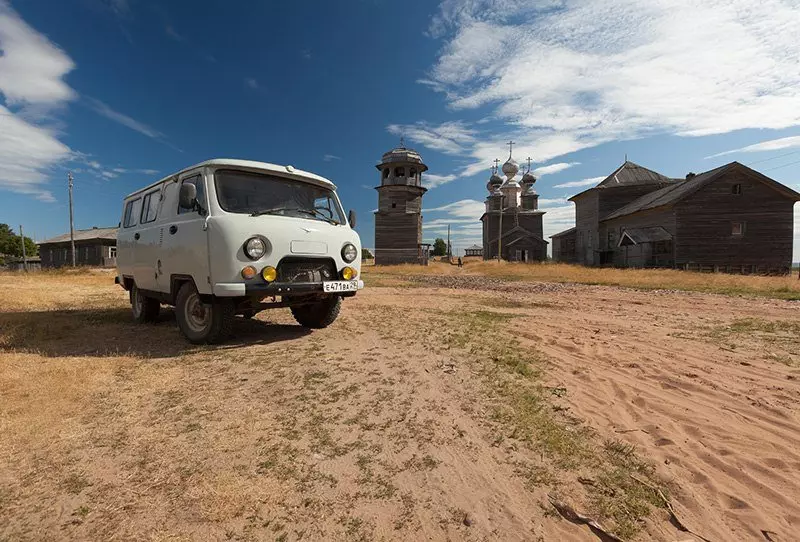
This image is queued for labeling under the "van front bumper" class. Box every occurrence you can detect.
[213,280,364,297]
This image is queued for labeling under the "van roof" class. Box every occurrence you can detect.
[124,159,337,199]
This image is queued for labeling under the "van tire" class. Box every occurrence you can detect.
[290,296,341,329]
[175,283,234,344]
[131,284,160,323]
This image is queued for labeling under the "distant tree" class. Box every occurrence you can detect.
[432,238,447,257]
[362,248,374,260]
[0,223,38,257]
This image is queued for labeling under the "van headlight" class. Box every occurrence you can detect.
[244,237,266,260]
[341,243,358,263]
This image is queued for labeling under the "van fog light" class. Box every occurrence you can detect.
[341,266,357,280]
[241,266,257,280]
[261,266,277,282]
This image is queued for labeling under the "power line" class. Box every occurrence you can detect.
[763,158,800,172]
[746,149,800,166]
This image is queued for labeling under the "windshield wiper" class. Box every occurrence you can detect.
[250,207,297,217]
[298,209,339,225]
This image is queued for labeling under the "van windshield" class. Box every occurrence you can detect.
[214,169,345,224]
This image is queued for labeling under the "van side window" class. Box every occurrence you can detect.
[123,198,142,227]
[141,189,161,223]
[178,175,205,214]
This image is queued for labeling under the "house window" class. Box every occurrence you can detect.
[732,222,745,236]
[109,246,117,258]
[732,183,742,195]
[391,202,397,209]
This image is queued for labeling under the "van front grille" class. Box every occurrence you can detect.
[277,258,337,283]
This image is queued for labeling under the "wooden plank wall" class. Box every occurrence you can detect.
[574,192,599,265]
[675,170,795,271]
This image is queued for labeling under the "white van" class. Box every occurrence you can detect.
[115,159,363,344]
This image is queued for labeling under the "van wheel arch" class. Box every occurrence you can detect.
[170,274,206,305]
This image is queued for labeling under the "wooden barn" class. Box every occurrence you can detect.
[552,161,800,273]
[38,227,118,268]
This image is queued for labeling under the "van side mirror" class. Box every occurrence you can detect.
[179,183,197,210]
[348,209,357,228]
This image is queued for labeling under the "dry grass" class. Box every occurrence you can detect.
[364,260,800,299]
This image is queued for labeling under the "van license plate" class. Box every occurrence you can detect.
[323,280,359,293]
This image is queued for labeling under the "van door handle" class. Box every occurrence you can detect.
[134,233,140,240]
[169,225,178,235]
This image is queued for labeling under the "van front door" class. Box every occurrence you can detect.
[159,172,212,296]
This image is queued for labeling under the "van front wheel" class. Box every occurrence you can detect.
[175,283,234,344]
[131,284,160,323]
[290,296,341,329]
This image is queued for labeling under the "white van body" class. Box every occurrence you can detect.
[116,159,363,343]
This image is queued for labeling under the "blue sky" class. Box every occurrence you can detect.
[1,0,799,260]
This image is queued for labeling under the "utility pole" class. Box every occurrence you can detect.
[447,224,451,261]
[497,194,504,261]
[19,224,28,272]
[68,172,76,267]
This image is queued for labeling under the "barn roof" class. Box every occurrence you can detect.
[602,162,800,222]
[569,161,680,201]
[618,226,672,246]
[39,227,118,245]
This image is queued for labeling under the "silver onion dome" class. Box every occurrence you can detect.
[502,157,519,180]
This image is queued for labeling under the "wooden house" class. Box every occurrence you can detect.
[552,161,799,273]
[38,227,118,268]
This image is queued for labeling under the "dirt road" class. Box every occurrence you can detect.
[1,272,798,541]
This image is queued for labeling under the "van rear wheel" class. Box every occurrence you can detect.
[175,283,234,344]
[290,296,341,329]
[131,284,160,323]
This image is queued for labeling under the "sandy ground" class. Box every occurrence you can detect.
[1,272,798,541]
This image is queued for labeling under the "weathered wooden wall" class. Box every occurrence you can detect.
[552,230,577,262]
[40,241,116,268]
[573,191,599,265]
[602,207,676,266]
[674,170,795,271]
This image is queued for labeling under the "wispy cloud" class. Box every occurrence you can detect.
[86,97,163,139]
[0,1,75,202]
[532,162,579,177]
[245,77,259,90]
[323,154,341,162]
[387,121,477,155]
[423,173,458,188]
[165,24,185,42]
[415,0,800,170]
[553,176,605,189]
[705,135,800,158]
[426,199,485,219]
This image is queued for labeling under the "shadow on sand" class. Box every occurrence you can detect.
[0,307,312,358]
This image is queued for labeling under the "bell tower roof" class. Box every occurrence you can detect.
[376,146,428,171]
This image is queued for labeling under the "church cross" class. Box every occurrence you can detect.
[507,140,515,158]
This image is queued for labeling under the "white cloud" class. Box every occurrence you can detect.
[323,154,341,161]
[706,135,800,158]
[532,162,579,177]
[387,121,477,155]
[423,173,457,188]
[426,199,485,219]
[420,0,800,169]
[245,77,259,89]
[0,1,76,105]
[86,97,163,139]
[0,2,75,202]
[553,176,605,189]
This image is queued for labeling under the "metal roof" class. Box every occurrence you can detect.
[602,162,800,222]
[569,161,680,201]
[618,226,673,246]
[39,227,118,245]
[125,159,337,199]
